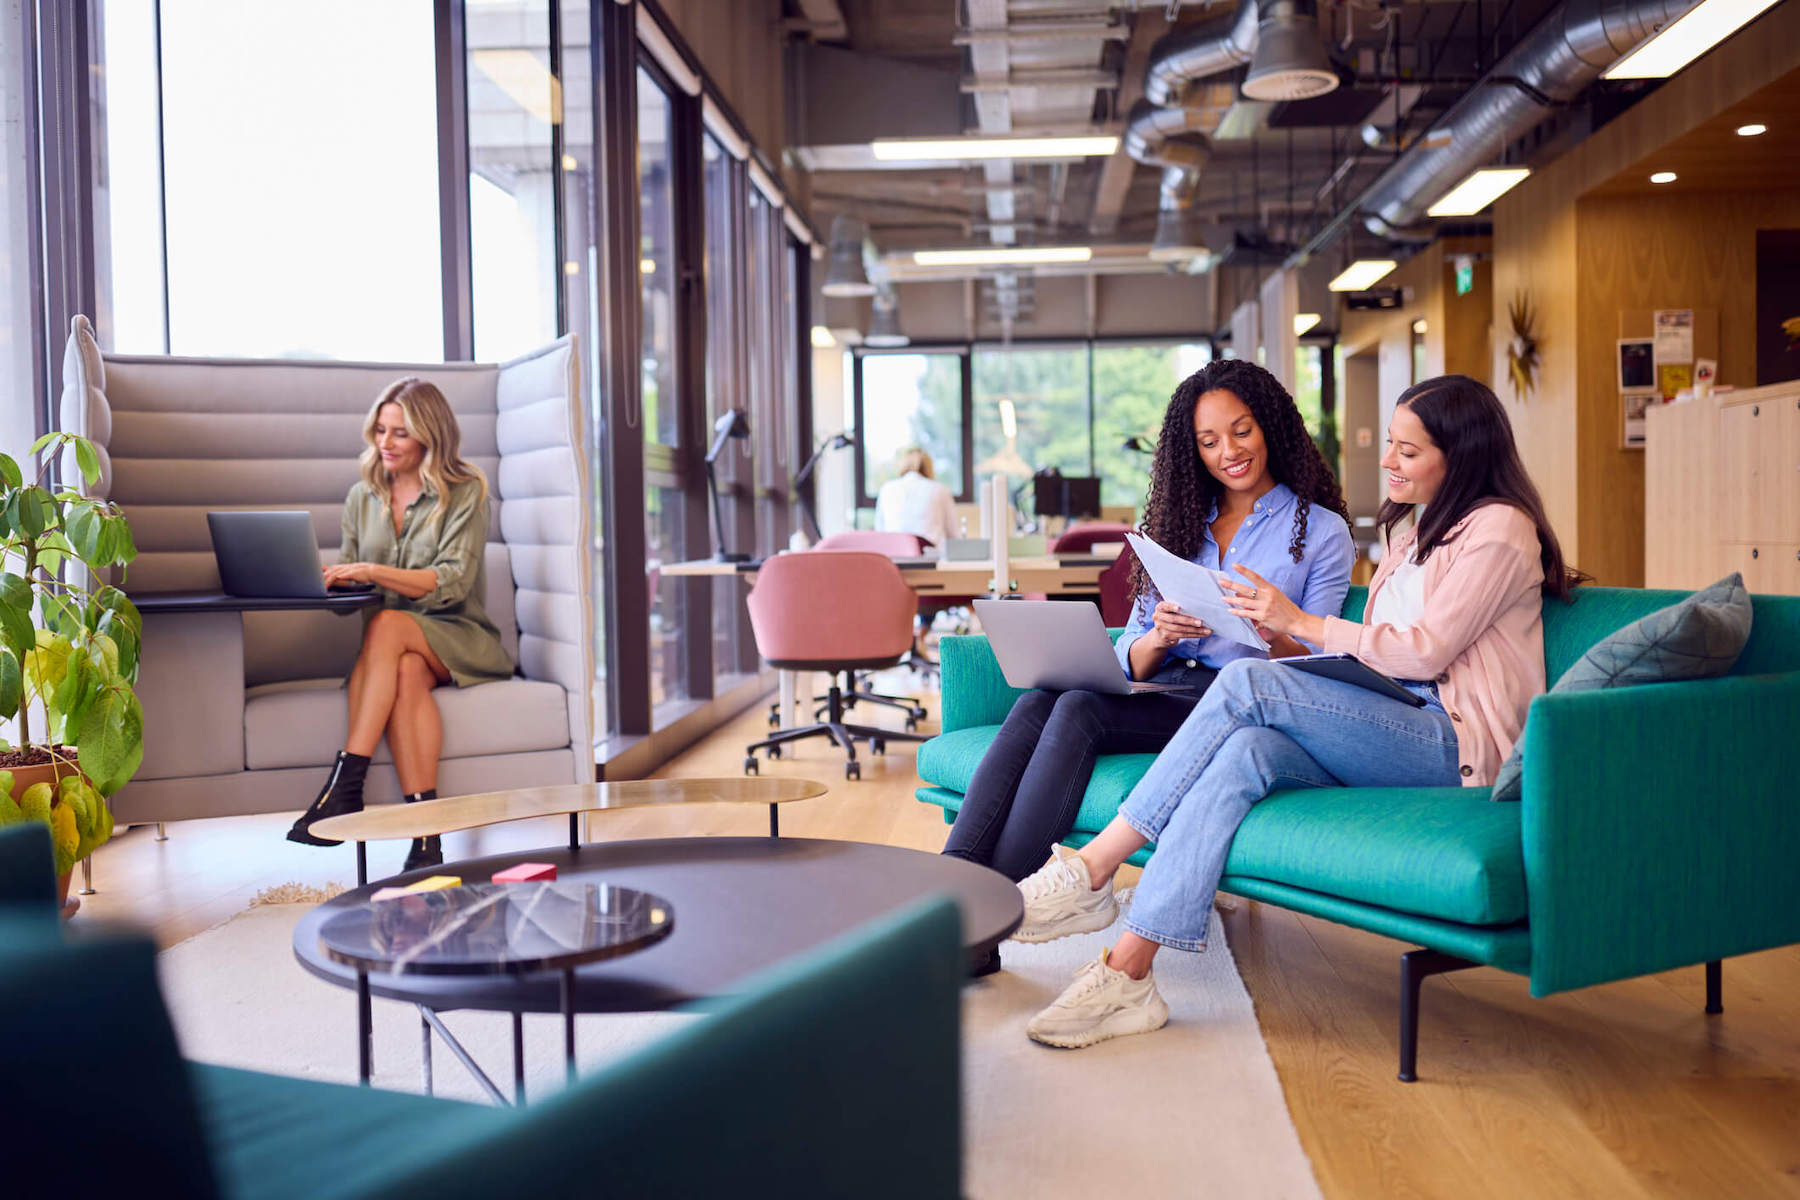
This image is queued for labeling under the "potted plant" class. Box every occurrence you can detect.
[0,432,143,907]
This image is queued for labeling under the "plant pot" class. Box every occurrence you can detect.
[8,754,84,795]
[57,867,78,920]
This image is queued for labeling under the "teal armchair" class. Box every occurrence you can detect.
[917,585,1800,1079]
[3,895,964,1197]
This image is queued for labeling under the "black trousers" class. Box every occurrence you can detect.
[940,668,1216,882]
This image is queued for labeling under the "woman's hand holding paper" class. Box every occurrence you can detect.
[1146,599,1211,650]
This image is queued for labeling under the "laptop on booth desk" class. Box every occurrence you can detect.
[207,511,375,599]
[972,599,1197,696]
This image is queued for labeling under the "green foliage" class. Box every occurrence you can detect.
[0,433,144,807]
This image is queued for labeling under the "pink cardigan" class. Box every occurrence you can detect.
[1320,503,1547,787]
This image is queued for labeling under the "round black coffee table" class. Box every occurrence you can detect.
[294,838,1021,1101]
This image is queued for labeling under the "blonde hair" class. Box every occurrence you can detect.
[359,378,488,529]
[896,446,935,479]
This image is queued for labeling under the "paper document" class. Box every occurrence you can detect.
[1125,532,1269,654]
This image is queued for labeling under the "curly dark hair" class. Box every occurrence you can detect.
[1128,358,1349,605]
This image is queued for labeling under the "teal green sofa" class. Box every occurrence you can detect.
[1,824,963,1198]
[917,586,1800,1078]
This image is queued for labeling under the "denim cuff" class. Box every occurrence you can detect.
[1123,917,1208,954]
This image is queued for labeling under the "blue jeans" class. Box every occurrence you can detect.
[941,661,1216,882]
[1119,657,1461,952]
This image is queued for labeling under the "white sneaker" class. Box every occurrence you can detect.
[1027,951,1170,1049]
[1012,852,1117,943]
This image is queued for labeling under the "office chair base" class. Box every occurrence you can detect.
[748,682,928,781]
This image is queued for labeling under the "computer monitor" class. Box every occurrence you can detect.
[1032,472,1101,520]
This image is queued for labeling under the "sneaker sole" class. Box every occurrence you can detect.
[1028,997,1171,1049]
[1008,901,1119,943]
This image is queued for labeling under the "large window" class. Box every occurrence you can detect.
[703,133,750,684]
[972,345,1090,502]
[855,350,968,505]
[0,2,37,459]
[637,66,685,710]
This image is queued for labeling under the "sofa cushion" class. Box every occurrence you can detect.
[1491,573,1753,802]
[1225,786,1525,925]
[191,1063,492,1200]
[244,676,570,770]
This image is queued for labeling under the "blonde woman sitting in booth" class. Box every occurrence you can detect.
[286,378,512,871]
[874,446,957,550]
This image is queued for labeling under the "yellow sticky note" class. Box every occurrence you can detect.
[404,875,462,893]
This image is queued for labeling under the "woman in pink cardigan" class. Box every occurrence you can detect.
[1013,374,1580,1048]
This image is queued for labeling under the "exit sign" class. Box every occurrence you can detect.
[1454,256,1474,296]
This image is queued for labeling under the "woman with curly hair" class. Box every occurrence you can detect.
[941,360,1353,962]
[1017,375,1580,1048]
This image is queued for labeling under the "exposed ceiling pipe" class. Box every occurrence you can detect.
[1143,1,1259,108]
[1358,0,1695,238]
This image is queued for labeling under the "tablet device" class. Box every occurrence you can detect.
[1276,653,1427,707]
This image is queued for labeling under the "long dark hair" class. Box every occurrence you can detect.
[1379,374,1580,600]
[1130,359,1348,604]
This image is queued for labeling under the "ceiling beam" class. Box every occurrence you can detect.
[1089,10,1166,236]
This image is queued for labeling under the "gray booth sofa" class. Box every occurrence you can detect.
[57,316,595,827]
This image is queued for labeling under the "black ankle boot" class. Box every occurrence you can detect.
[286,751,371,847]
[401,790,442,872]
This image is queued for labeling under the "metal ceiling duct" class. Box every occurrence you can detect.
[1242,0,1338,102]
[820,215,875,297]
[864,284,909,347]
[1359,0,1694,238]
[1143,1,1259,109]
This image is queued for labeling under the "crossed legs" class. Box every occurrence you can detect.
[346,610,450,794]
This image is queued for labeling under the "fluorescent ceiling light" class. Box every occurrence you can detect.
[872,135,1118,162]
[1426,166,1532,216]
[810,325,837,349]
[1650,171,1678,184]
[471,49,563,125]
[1328,259,1398,291]
[1294,313,1321,336]
[1602,0,1782,79]
[1736,123,1767,136]
[912,246,1093,267]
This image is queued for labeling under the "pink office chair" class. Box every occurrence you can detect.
[1050,521,1133,554]
[745,551,929,780]
[1097,542,1140,627]
[765,530,931,730]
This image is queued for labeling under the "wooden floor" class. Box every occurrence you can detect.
[89,678,1800,1199]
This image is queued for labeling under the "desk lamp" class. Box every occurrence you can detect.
[794,430,854,541]
[705,408,752,562]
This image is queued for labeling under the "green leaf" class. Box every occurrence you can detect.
[0,454,19,489]
[87,689,143,797]
[73,439,98,487]
[114,517,137,566]
[93,515,117,566]
[51,654,87,740]
[66,506,99,562]
[29,432,58,460]
[0,574,33,660]
[17,487,48,538]
[0,647,19,721]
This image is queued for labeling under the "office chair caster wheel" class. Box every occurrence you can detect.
[845,761,861,781]
[767,709,780,729]
[743,756,759,776]
[909,706,927,721]
[904,718,919,733]
[767,744,782,759]
[870,739,886,756]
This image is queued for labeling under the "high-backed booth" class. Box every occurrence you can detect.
[57,317,594,827]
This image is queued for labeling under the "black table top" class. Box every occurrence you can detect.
[317,881,674,977]
[293,837,1022,1015]
[131,589,382,614]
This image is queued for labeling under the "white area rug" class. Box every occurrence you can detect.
[160,904,1320,1199]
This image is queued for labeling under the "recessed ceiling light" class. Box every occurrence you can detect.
[1426,166,1532,217]
[1650,171,1678,184]
[1602,0,1783,80]
[1328,260,1398,291]
[1294,313,1321,336]
[1736,123,1767,136]
[810,325,836,349]
[872,136,1118,162]
[912,246,1093,266]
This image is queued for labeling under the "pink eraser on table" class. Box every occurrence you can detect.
[493,862,557,883]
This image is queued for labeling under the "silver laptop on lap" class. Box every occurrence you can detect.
[973,599,1195,695]
[207,511,340,598]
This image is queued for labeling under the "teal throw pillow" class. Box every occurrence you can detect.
[1489,573,1753,802]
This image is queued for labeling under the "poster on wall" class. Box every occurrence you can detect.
[1622,391,1657,448]
[1653,309,1694,365]
[1755,230,1800,386]
[1617,338,1655,391]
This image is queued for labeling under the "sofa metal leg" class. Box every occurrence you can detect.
[1398,948,1479,1083]
[1705,959,1722,1015]
[155,822,168,842]
[78,856,95,896]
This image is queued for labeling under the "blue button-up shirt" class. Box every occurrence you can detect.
[1115,482,1354,679]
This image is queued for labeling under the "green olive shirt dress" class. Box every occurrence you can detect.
[338,478,513,688]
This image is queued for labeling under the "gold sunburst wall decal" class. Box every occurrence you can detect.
[1507,292,1541,399]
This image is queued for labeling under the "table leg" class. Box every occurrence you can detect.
[356,842,367,888]
[513,1011,526,1104]
[561,968,576,1081]
[568,812,579,853]
[769,803,779,838]
[779,668,796,731]
[421,1010,433,1095]
[356,971,372,1085]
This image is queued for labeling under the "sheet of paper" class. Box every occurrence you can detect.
[1125,532,1269,653]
